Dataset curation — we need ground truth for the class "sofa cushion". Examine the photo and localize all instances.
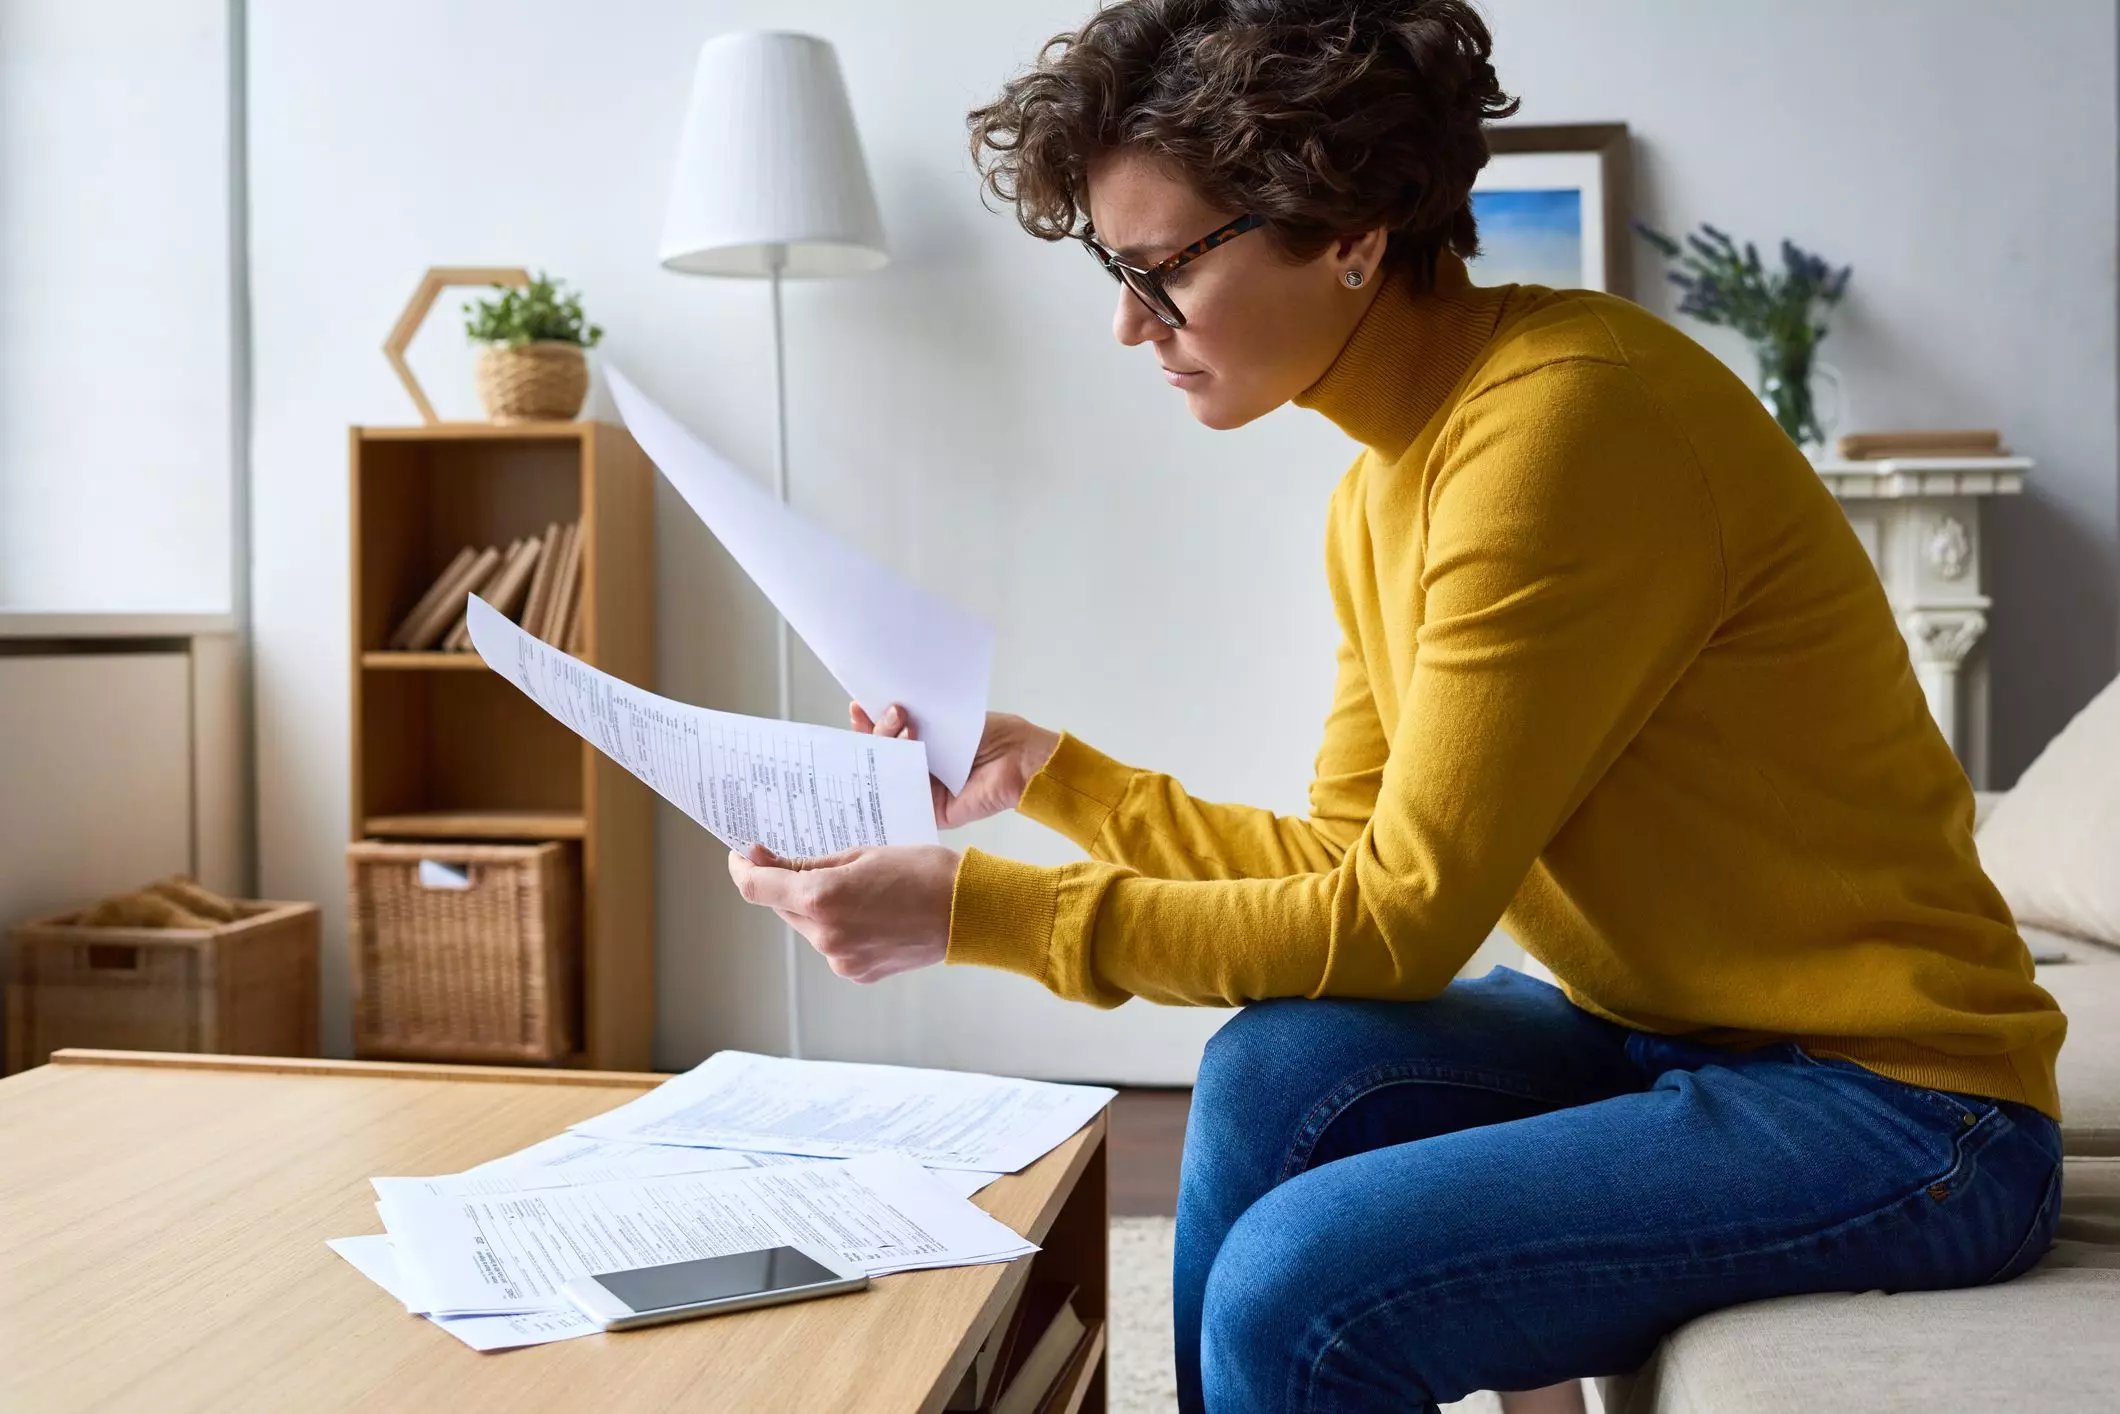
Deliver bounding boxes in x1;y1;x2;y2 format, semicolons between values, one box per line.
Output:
1977;673;2120;948
2034;928;2120;1156
1600;1157;2120;1414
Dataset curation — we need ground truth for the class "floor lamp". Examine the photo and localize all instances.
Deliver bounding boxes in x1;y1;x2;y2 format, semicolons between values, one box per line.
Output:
660;31;890;1060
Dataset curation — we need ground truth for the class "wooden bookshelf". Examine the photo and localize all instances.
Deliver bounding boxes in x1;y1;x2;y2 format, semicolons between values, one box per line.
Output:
358;651;489;671
362;810;588;841
349;421;655;1070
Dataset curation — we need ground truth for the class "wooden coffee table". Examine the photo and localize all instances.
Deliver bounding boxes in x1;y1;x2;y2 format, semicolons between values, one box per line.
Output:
0;1051;1108;1413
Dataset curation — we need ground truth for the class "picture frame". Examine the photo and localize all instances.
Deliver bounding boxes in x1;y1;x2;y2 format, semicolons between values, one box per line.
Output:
1470;123;1633;298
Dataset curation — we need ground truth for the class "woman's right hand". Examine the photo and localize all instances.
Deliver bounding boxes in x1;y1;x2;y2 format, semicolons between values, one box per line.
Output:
850;703;1060;831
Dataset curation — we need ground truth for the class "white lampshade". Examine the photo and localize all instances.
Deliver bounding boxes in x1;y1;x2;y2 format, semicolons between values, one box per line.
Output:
660;31;889;280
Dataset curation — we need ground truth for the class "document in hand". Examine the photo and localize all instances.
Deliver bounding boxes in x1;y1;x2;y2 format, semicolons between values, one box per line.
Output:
607;368;995;794
568;1050;1116;1174
465;595;937;854
373;1153;1036;1319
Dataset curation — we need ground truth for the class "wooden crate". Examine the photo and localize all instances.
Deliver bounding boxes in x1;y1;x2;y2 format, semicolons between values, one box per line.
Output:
5;902;320;1073
348;840;580;1064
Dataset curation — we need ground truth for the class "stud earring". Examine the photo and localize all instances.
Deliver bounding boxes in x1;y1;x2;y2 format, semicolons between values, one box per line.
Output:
1342;269;1365;289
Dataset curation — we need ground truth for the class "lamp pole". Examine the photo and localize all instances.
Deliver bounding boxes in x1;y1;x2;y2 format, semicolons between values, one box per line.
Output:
767;242;804;1061
659;29;887;1065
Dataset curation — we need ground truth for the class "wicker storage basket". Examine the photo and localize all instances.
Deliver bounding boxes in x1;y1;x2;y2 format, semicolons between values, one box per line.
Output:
348;840;579;1063
5;900;319;1073
474;340;588;422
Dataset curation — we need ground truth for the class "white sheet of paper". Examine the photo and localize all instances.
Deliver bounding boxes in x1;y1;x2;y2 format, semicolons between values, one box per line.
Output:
376;1153;1034;1318
569;1050;1114;1173
466;595;936;854
462;1132;1000;1197
327;1236;602;1352
461;1133;808;1188
608;367;995;794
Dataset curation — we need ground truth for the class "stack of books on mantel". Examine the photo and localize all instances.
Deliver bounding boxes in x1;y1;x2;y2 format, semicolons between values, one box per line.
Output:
1835;428;2008;461
387;521;584;654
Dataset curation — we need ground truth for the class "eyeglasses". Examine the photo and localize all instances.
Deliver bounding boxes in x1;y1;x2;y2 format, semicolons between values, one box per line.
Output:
1078;213;1266;329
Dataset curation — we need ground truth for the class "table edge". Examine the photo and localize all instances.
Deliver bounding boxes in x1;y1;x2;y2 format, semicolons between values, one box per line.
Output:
22;1052;1113;1412
46;1049;666;1087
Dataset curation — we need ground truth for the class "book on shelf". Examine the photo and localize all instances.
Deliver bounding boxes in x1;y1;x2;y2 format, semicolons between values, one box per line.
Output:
540;520;583;645
490;535;543;620
982;1281;1086;1414
517;520;564;643
386;545;476;650
398;544;499;652
444;537;538;650
382;519;585;655
1031;1321;1100;1414
564;583;585;655
945;1274;1034;1412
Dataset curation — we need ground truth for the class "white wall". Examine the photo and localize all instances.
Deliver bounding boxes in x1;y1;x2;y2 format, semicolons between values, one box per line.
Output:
0;0;232;612
246;0;2119;1080
1491;0;2120;788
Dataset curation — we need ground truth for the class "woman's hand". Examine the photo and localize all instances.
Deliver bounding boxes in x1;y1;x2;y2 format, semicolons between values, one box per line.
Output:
850;704;1059;831
727;842;959;983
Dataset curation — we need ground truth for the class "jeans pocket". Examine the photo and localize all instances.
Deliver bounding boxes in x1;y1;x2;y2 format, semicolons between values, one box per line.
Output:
1785;1046;1998;1130
1985;1154;2064;1285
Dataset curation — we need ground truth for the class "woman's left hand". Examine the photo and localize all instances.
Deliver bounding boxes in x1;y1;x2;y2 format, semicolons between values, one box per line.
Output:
726;843;960;984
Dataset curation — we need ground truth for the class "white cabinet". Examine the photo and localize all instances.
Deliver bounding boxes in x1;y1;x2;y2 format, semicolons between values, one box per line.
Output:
0;652;192;919
0;614;245;927
1817;456;2028;788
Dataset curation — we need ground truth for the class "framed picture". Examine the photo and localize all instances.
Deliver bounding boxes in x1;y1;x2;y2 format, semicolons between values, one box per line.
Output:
1469;123;1633;297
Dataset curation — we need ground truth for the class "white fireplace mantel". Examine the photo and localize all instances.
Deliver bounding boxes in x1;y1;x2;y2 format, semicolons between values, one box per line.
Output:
1814;454;2029;788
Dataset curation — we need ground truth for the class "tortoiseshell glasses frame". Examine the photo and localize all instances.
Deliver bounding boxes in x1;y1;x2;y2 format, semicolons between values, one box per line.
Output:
1078;213;1267;329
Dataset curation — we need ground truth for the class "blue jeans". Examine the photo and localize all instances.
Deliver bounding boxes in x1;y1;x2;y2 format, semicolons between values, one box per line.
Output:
1176;968;2063;1413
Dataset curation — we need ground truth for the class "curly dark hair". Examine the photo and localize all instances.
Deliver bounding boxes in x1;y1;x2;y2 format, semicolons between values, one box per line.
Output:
967;0;1519;289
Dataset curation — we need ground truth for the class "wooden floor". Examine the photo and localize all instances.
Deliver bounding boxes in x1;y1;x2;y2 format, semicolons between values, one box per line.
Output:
1110;1087;1191;1217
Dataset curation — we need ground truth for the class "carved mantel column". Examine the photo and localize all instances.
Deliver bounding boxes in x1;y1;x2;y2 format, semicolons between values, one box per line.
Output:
1814;455;2031;789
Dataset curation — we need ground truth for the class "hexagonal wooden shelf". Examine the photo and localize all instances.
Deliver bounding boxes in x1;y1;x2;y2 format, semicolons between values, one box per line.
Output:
383;266;530;424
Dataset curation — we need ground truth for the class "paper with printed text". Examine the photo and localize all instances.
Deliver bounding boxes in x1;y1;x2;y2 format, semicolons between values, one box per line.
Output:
373;1153;1034;1318
569;1049;1115;1173
608;367;994;794
461;1132;998;1198
327;1235;603;1352
466;595;936;854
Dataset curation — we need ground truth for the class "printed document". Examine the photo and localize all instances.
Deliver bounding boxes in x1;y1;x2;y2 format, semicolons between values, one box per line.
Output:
374;1153;1035;1317
608;368;995;794
327;1235;601;1352
569;1050;1115;1173
467;595;936;853
464;1132;998;1198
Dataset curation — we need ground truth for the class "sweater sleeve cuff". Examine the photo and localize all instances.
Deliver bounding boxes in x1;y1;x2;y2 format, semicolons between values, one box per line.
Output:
946;847;1058;984
1018;733;1138;853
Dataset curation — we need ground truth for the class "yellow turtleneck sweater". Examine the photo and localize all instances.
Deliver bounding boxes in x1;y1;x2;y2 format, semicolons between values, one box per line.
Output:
947;254;2064;1118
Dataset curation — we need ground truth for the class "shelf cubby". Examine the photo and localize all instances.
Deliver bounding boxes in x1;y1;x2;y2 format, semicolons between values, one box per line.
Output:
349;421;655;1069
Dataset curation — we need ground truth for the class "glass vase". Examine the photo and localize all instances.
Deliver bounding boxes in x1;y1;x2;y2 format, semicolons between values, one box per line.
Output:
1753;341;1842;458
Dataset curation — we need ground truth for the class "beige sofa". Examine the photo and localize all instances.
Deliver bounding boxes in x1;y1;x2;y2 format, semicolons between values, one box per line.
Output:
1602;928;2119;1413
1602;719;2120;1413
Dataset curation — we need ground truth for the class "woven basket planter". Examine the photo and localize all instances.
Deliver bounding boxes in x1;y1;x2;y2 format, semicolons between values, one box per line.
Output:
474;340;589;422
7;900;320;1072
347;840;580;1063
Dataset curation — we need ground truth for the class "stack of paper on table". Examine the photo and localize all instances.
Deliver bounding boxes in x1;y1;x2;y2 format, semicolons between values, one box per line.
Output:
327;1053;1114;1353
568;1050;1117;1174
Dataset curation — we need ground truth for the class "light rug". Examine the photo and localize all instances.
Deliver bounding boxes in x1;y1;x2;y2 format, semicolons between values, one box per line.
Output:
1107;1215;1505;1413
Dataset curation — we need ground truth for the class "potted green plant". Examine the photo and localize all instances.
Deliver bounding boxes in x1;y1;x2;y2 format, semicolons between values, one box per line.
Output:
462;272;605;422
1636;222;1851;455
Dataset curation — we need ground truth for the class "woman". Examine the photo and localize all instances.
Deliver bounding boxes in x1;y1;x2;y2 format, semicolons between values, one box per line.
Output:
729;1;2066;1409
